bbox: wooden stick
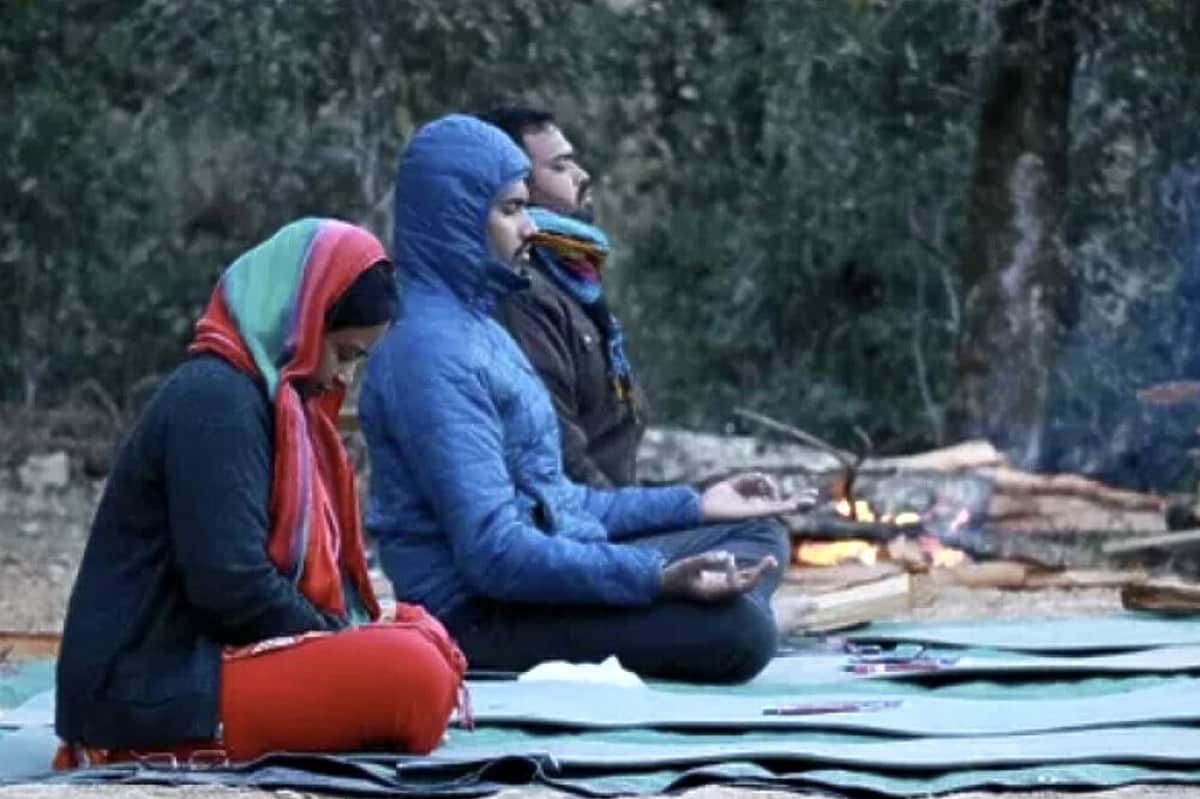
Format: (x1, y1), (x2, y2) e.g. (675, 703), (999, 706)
(0, 631), (60, 662)
(733, 408), (854, 467)
(982, 466), (1165, 511)
(785, 572), (912, 633)
(1102, 528), (1200, 554)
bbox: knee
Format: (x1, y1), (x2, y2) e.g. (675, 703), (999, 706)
(369, 628), (464, 753)
(377, 627), (461, 701)
(743, 519), (791, 567)
(711, 604), (778, 684)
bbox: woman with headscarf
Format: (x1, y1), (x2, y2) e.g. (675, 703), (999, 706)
(54, 218), (465, 767)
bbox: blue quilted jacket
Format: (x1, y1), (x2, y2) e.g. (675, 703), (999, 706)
(360, 116), (701, 619)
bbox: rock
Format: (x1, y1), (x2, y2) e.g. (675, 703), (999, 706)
(17, 451), (70, 493)
(637, 426), (840, 485)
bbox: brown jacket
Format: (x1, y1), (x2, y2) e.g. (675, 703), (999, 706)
(495, 267), (644, 488)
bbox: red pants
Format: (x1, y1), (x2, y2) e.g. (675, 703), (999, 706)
(55, 608), (466, 768)
(220, 613), (466, 760)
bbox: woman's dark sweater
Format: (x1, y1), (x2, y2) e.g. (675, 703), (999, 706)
(55, 356), (347, 749)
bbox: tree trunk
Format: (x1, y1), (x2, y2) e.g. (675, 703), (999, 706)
(948, 0), (1079, 468)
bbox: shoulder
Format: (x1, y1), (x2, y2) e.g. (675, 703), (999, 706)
(366, 306), (493, 398)
(496, 269), (574, 331)
(154, 356), (270, 432)
(170, 356), (266, 405)
(512, 269), (571, 312)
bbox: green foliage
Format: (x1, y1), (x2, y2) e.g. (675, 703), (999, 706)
(0, 0), (610, 409)
(612, 0), (981, 452)
(3, 0), (1200, 485)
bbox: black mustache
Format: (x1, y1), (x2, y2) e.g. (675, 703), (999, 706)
(576, 179), (592, 205)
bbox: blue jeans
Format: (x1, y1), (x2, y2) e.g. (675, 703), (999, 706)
(443, 520), (789, 684)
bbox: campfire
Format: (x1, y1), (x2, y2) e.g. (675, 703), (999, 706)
(795, 494), (969, 571)
(793, 536), (968, 569)
(726, 408), (979, 574)
(643, 411), (1175, 632)
(832, 498), (921, 527)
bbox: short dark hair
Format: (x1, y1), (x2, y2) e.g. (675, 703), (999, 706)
(476, 105), (556, 150)
(326, 260), (400, 330)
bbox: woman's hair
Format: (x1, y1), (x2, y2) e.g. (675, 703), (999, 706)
(326, 260), (400, 330)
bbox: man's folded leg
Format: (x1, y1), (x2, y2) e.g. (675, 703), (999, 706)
(447, 594), (777, 684)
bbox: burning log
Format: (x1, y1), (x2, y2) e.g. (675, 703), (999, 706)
(788, 518), (1092, 569)
(786, 514), (928, 542)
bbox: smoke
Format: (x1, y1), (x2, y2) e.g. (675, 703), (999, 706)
(1040, 163), (1200, 490)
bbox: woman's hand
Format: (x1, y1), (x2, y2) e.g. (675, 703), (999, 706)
(659, 551), (777, 603)
(699, 472), (817, 522)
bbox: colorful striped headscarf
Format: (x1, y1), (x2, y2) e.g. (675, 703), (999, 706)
(189, 218), (386, 619)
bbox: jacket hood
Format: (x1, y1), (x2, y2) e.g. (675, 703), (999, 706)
(392, 114), (531, 311)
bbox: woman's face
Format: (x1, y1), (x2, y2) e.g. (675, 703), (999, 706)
(306, 323), (389, 398)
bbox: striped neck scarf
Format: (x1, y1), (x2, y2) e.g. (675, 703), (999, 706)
(527, 208), (636, 404)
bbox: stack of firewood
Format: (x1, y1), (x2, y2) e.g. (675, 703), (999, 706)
(639, 427), (1167, 541)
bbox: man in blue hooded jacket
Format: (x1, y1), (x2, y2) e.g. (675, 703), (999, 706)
(360, 115), (807, 683)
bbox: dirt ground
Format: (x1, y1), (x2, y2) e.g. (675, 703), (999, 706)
(0, 473), (1194, 799)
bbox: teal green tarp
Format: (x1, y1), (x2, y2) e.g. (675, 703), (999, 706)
(11, 614), (1200, 795)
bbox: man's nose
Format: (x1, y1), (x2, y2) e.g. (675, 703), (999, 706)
(573, 163), (591, 184)
(520, 212), (538, 238)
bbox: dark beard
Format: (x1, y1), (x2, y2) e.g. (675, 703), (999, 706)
(568, 204), (595, 224)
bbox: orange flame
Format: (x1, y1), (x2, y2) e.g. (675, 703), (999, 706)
(795, 540), (878, 566)
(833, 498), (875, 522)
(798, 496), (968, 570)
(834, 499), (920, 527)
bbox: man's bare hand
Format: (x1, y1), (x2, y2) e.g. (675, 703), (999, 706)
(700, 472), (818, 522)
(659, 550), (778, 603)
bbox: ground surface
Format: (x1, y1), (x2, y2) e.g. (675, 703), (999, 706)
(0, 473), (1193, 799)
